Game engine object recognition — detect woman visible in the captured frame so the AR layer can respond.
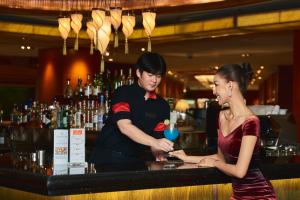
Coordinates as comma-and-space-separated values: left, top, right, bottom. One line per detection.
170, 63, 277, 199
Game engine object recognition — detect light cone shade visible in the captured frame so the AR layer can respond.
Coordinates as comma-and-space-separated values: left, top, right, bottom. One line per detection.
58, 17, 71, 39
86, 21, 96, 40
92, 9, 105, 30
142, 11, 156, 37
110, 7, 122, 31
96, 16, 111, 54
71, 13, 83, 34
122, 15, 135, 38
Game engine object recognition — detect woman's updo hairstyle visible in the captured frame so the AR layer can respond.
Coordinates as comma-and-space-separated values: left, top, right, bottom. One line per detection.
216, 63, 253, 96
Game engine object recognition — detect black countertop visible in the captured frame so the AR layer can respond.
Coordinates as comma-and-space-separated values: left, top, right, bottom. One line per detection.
1, 154, 300, 196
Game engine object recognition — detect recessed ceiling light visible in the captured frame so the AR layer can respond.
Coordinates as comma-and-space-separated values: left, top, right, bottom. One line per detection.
258, 76, 262, 80
214, 66, 219, 70
141, 48, 145, 52
108, 58, 113, 62
26, 46, 31, 50
21, 46, 25, 49
105, 51, 110, 56
260, 66, 264, 69
256, 69, 261, 74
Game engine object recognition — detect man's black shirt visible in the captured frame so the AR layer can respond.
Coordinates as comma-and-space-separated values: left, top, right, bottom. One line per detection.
90, 83, 170, 165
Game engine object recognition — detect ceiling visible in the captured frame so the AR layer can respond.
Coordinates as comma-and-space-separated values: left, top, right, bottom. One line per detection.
0, 0, 298, 90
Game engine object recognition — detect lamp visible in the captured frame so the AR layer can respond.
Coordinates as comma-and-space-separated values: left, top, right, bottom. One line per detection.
110, 6, 122, 48
142, 10, 156, 52
71, 13, 83, 50
175, 99, 189, 113
95, 13, 111, 73
86, 21, 96, 55
194, 75, 215, 89
92, 8, 106, 49
122, 11, 136, 54
58, 16, 71, 55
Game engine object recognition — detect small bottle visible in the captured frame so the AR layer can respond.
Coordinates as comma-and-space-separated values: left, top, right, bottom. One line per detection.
84, 74, 92, 99
64, 79, 73, 99
75, 77, 84, 101
119, 69, 126, 86
126, 68, 134, 85
0, 109, 3, 124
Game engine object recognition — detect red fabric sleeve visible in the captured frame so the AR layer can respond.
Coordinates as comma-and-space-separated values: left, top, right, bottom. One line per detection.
242, 117, 260, 137
112, 102, 130, 113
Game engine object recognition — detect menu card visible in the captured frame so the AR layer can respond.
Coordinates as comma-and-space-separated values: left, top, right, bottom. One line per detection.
69, 128, 85, 166
53, 129, 69, 166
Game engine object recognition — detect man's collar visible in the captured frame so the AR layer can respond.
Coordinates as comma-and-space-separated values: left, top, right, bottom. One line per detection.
134, 83, 157, 100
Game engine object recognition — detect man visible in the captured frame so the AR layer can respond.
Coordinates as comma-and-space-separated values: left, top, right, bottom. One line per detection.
90, 52, 174, 166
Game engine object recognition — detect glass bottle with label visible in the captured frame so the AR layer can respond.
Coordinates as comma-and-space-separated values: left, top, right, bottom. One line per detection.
127, 68, 134, 85
64, 79, 73, 99
84, 74, 92, 99
75, 77, 84, 101
119, 69, 126, 86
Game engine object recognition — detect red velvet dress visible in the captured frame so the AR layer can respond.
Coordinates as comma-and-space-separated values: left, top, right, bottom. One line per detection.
218, 117, 277, 200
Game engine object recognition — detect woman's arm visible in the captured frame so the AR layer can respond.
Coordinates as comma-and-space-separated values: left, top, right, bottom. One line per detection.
117, 119, 174, 152
169, 148, 225, 164
200, 135, 257, 178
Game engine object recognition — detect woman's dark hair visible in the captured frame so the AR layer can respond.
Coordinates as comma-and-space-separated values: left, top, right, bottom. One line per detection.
136, 52, 167, 75
216, 63, 253, 96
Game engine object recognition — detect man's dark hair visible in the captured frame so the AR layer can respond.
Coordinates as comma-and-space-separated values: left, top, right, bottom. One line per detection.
135, 52, 167, 75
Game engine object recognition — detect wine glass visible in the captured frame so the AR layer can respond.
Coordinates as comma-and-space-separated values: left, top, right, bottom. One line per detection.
163, 126, 181, 152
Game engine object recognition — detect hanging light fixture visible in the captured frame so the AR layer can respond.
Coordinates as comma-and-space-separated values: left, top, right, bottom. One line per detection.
142, 0, 156, 52
91, 1, 106, 50
122, 11, 135, 54
58, 16, 71, 55
86, 20, 96, 55
142, 11, 156, 52
96, 12, 111, 73
110, 6, 122, 48
71, 13, 83, 50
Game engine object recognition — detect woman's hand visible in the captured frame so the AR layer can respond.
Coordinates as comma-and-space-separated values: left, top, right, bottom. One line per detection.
168, 150, 188, 161
151, 147, 168, 161
198, 158, 218, 167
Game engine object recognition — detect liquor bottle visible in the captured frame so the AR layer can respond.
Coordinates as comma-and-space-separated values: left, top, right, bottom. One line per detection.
85, 100, 93, 130
97, 72, 104, 97
75, 102, 84, 128
127, 68, 134, 85
21, 104, 29, 126
61, 105, 70, 129
98, 94, 105, 130
75, 77, 84, 101
93, 103, 99, 131
64, 79, 73, 99
10, 104, 20, 125
41, 104, 52, 128
113, 70, 120, 90
104, 70, 112, 99
84, 74, 92, 98
26, 101, 43, 128
0, 109, 3, 124
119, 69, 126, 86
92, 74, 99, 98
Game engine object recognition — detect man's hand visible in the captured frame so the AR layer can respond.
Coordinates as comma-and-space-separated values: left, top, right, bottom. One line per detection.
151, 138, 174, 152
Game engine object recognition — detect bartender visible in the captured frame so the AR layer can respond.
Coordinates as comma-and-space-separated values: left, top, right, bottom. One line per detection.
90, 52, 174, 166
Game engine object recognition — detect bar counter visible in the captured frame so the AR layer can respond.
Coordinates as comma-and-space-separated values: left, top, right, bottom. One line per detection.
1, 153, 300, 200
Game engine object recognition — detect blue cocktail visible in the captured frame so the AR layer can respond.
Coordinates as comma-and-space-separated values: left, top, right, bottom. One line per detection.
163, 128, 179, 141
